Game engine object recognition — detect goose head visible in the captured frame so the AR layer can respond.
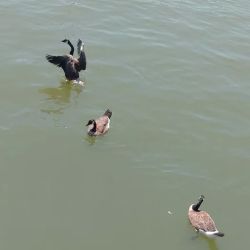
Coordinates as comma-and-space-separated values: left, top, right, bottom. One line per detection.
190, 195, 205, 212
61, 39, 69, 44
86, 119, 95, 127
86, 119, 97, 136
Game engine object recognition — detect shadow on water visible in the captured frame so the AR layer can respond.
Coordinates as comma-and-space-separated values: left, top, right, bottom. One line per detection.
196, 235, 219, 250
189, 224, 219, 250
39, 79, 84, 114
83, 135, 97, 145
206, 238, 219, 250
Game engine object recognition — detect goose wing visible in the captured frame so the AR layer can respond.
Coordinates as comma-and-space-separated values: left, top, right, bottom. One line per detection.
46, 55, 68, 68
46, 55, 79, 80
77, 39, 87, 71
77, 39, 83, 55
189, 211, 217, 232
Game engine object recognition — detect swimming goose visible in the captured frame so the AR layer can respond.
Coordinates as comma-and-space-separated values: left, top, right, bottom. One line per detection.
46, 39, 86, 81
86, 109, 112, 136
188, 195, 224, 238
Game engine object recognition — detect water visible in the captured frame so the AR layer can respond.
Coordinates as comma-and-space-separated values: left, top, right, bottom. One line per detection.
0, 0, 250, 249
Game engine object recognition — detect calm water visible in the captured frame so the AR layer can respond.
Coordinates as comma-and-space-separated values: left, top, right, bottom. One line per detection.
0, 0, 250, 249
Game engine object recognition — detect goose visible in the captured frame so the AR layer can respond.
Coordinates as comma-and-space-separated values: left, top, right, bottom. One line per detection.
188, 195, 224, 238
86, 109, 112, 136
46, 39, 86, 82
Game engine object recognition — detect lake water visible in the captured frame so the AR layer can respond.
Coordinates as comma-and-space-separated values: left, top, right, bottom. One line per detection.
0, 0, 250, 249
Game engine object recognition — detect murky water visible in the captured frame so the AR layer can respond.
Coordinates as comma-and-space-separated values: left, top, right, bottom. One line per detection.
0, 0, 250, 249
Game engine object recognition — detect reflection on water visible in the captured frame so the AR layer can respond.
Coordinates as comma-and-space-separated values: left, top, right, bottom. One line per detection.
206, 238, 219, 250
39, 80, 83, 114
189, 222, 220, 250
40, 80, 83, 104
40, 106, 65, 115
84, 135, 97, 145
197, 235, 219, 250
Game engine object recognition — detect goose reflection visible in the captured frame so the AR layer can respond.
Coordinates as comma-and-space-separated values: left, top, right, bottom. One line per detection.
192, 234, 219, 250
39, 80, 83, 114
206, 238, 219, 250
84, 134, 97, 145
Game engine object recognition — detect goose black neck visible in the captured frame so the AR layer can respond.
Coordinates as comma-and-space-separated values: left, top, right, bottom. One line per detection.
90, 121, 97, 133
68, 40, 74, 55
192, 197, 204, 211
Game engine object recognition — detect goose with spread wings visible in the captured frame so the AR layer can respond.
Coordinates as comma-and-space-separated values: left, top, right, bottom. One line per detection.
46, 39, 86, 81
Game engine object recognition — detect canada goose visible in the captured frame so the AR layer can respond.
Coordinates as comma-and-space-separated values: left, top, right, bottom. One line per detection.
188, 195, 224, 238
86, 109, 112, 136
46, 39, 86, 81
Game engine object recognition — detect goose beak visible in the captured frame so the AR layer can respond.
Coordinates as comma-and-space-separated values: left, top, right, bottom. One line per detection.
61, 39, 67, 43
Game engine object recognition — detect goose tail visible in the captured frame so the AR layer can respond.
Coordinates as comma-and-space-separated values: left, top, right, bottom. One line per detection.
104, 109, 112, 119
214, 232, 224, 237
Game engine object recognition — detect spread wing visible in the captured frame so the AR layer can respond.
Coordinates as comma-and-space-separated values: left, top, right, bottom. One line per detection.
188, 211, 217, 232
78, 52, 86, 71
77, 39, 86, 71
46, 54, 79, 80
46, 55, 68, 68
77, 39, 83, 56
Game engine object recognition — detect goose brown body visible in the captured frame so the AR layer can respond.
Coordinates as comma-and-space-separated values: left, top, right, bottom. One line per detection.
94, 116, 110, 135
188, 209, 217, 232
